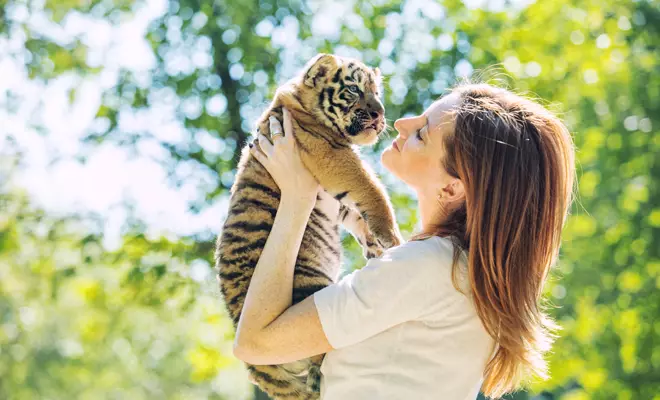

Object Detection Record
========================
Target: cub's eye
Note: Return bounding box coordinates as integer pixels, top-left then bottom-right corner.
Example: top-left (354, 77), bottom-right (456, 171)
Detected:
top-left (347, 85), bottom-right (359, 94)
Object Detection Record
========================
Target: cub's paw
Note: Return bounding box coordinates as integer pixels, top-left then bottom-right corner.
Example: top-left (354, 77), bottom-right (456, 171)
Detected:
top-left (362, 231), bottom-right (385, 259)
top-left (371, 225), bottom-right (402, 250)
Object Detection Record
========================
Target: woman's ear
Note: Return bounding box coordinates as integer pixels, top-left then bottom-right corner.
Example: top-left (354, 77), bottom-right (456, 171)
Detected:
top-left (440, 179), bottom-right (465, 202)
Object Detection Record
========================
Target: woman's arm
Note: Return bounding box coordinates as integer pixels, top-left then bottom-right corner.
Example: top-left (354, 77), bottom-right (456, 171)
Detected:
top-left (232, 110), bottom-right (333, 365)
top-left (233, 195), bottom-right (333, 365)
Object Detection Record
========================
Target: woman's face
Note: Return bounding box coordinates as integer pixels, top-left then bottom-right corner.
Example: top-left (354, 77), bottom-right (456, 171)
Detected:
top-left (381, 92), bottom-right (460, 193)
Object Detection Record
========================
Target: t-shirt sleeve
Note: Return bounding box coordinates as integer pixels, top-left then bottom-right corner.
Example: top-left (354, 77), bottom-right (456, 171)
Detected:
top-left (313, 238), bottom-right (455, 349)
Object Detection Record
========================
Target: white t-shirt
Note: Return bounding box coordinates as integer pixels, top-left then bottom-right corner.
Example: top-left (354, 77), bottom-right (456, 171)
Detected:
top-left (313, 236), bottom-right (495, 400)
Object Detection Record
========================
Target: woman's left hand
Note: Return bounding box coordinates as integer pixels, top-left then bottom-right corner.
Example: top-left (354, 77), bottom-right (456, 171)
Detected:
top-left (250, 108), bottom-right (320, 203)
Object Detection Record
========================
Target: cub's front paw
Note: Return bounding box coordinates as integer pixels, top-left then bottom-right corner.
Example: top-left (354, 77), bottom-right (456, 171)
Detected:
top-left (362, 232), bottom-right (385, 259)
top-left (370, 224), bottom-right (402, 250)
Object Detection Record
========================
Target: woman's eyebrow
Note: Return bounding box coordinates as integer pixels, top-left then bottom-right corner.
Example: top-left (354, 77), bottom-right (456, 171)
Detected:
top-left (418, 119), bottom-right (431, 143)
top-left (419, 114), bottom-right (429, 128)
top-left (423, 118), bottom-right (433, 141)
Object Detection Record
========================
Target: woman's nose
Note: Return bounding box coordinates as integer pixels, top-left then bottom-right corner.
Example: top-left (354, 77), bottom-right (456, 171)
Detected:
top-left (393, 119), bottom-right (408, 138)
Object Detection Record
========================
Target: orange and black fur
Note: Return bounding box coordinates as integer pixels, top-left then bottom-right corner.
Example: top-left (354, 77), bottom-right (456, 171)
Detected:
top-left (215, 54), bottom-right (401, 399)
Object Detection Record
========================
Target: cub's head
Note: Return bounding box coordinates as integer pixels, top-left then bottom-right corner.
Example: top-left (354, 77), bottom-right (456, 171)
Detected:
top-left (297, 54), bottom-right (385, 145)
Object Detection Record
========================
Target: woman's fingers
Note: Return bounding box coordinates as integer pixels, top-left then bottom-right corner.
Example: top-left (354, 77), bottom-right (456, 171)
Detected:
top-left (282, 108), bottom-right (294, 142)
top-left (249, 142), bottom-right (267, 165)
top-left (257, 133), bottom-right (274, 155)
top-left (269, 116), bottom-right (284, 138)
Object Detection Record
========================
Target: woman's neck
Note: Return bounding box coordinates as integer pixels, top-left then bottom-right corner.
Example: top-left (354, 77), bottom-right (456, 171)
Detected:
top-left (417, 188), bottom-right (466, 233)
top-left (417, 189), bottom-right (444, 232)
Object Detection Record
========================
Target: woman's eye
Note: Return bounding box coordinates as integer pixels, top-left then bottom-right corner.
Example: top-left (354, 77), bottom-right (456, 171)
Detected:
top-left (347, 85), bottom-right (359, 94)
top-left (416, 130), bottom-right (423, 140)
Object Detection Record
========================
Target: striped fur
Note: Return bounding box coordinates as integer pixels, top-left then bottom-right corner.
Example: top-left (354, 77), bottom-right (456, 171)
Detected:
top-left (216, 54), bottom-right (401, 399)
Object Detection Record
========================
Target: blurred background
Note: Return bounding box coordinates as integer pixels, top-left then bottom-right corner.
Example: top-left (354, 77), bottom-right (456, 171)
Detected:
top-left (0, 0), bottom-right (658, 399)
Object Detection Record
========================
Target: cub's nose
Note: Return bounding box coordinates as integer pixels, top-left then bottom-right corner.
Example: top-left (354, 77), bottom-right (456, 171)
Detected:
top-left (366, 99), bottom-right (384, 120)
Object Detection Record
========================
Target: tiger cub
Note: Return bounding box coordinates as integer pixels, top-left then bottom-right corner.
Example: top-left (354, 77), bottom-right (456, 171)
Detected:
top-left (216, 53), bottom-right (402, 399)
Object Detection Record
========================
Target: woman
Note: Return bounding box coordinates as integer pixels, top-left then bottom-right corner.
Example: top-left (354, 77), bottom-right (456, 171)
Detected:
top-left (232, 83), bottom-right (575, 399)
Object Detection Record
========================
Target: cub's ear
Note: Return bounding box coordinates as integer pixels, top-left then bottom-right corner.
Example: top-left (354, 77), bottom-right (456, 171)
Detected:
top-left (303, 54), bottom-right (338, 88)
top-left (372, 67), bottom-right (382, 84)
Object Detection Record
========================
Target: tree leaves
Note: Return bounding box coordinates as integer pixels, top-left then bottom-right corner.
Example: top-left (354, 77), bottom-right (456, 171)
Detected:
top-left (2, 0), bottom-right (659, 398)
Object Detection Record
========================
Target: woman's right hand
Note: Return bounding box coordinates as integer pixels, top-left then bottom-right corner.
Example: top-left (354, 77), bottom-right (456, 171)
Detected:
top-left (250, 108), bottom-right (320, 204)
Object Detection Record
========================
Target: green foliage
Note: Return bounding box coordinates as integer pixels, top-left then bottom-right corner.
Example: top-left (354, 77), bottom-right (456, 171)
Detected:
top-left (1, 0), bottom-right (659, 399)
top-left (0, 188), bottom-right (250, 399)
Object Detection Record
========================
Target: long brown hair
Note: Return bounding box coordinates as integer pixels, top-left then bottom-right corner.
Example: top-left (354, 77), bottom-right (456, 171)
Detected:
top-left (418, 84), bottom-right (575, 397)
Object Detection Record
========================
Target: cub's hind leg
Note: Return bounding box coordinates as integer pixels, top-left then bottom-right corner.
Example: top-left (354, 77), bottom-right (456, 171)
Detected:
top-left (291, 189), bottom-right (342, 396)
top-left (247, 364), bottom-right (318, 400)
top-left (292, 189), bottom-right (342, 304)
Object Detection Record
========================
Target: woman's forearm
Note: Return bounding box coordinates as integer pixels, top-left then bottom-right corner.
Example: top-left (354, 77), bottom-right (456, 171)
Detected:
top-left (234, 193), bottom-right (316, 348)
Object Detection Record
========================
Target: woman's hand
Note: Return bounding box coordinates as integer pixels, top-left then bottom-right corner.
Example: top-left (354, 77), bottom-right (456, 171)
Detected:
top-left (250, 108), bottom-right (320, 204)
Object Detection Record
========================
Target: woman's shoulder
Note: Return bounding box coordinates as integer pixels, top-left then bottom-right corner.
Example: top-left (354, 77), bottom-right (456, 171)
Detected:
top-left (373, 236), bottom-right (466, 282)
top-left (372, 237), bottom-right (462, 273)
top-left (383, 235), bottom-right (461, 263)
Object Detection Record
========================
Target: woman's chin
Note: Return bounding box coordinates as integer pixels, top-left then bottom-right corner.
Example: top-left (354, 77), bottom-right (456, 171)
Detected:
top-left (381, 152), bottom-right (410, 184)
top-left (380, 149), bottom-right (397, 173)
